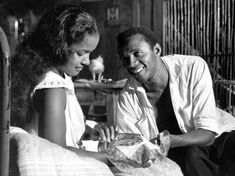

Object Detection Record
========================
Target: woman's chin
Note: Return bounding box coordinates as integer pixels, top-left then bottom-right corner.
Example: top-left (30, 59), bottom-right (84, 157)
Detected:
top-left (71, 70), bottom-right (81, 77)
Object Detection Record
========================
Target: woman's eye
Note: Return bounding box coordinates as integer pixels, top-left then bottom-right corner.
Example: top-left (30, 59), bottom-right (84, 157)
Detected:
top-left (76, 52), bottom-right (83, 56)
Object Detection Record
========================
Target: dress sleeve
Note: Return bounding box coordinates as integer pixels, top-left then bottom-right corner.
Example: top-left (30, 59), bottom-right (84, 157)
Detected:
top-left (32, 72), bottom-right (72, 95)
top-left (192, 58), bottom-right (219, 134)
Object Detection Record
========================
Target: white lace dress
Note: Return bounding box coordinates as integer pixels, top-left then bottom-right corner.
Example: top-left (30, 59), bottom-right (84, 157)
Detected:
top-left (29, 71), bottom-right (85, 148)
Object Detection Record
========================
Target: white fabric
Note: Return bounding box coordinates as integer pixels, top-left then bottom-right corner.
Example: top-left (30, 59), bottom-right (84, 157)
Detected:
top-left (86, 119), bottom-right (98, 129)
top-left (31, 71), bottom-right (86, 148)
top-left (10, 126), bottom-right (29, 134)
top-left (10, 132), bottom-right (114, 176)
top-left (117, 54), bottom-right (235, 139)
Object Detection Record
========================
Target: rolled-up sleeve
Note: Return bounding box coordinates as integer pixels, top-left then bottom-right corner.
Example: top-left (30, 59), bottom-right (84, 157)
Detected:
top-left (192, 59), bottom-right (219, 134)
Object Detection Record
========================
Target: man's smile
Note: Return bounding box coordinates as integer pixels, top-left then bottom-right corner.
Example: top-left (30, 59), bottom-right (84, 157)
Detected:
top-left (129, 65), bottom-right (145, 74)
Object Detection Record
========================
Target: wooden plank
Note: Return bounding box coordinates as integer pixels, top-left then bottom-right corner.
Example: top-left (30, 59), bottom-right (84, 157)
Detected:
top-left (170, 0), bottom-right (174, 53)
top-left (184, 0), bottom-right (188, 54)
top-left (105, 92), bottom-right (119, 126)
top-left (212, 0), bottom-right (217, 78)
top-left (221, 0), bottom-right (225, 78)
top-left (162, 0), bottom-right (168, 55)
top-left (228, 0), bottom-right (233, 79)
top-left (199, 0), bottom-right (203, 54)
top-left (202, 0), bottom-right (206, 55)
top-left (0, 26), bottom-right (10, 176)
top-left (140, 0), bottom-right (152, 28)
top-left (225, 0), bottom-right (229, 80)
top-left (208, 0), bottom-right (212, 63)
top-left (176, 0), bottom-right (180, 53)
top-left (180, 0), bottom-right (184, 53)
top-left (173, 0), bottom-right (177, 53)
top-left (152, 0), bottom-right (164, 47)
top-left (206, 0), bottom-right (210, 58)
top-left (195, 0), bottom-right (198, 53)
top-left (132, 0), bottom-right (141, 27)
top-left (191, 0), bottom-right (195, 52)
top-left (227, 0), bottom-right (231, 79)
top-left (232, 0), bottom-right (235, 79)
top-left (216, 0), bottom-right (220, 76)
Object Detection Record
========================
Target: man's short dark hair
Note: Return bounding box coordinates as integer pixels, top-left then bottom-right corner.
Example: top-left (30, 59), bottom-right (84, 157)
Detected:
top-left (117, 27), bottom-right (159, 50)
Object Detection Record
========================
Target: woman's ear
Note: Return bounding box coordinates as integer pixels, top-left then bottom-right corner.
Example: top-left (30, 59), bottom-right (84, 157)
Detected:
top-left (153, 43), bottom-right (161, 56)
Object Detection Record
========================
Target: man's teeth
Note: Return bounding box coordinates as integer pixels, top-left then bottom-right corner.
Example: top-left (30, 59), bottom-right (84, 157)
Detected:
top-left (133, 66), bottom-right (144, 74)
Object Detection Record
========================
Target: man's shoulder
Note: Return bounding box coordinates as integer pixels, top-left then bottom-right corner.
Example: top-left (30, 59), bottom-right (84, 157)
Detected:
top-left (120, 78), bottom-right (144, 95)
top-left (162, 54), bottom-right (207, 69)
top-left (162, 54), bottom-right (204, 63)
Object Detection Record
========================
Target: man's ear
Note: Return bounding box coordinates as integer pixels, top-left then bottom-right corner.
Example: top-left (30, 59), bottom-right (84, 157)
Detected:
top-left (153, 43), bottom-right (161, 56)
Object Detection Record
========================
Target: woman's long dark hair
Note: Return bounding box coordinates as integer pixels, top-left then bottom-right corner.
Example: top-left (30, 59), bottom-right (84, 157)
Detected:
top-left (11, 5), bottom-right (100, 127)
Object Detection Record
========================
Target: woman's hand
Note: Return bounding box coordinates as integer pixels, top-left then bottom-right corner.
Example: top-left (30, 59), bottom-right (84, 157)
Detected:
top-left (90, 124), bottom-right (118, 143)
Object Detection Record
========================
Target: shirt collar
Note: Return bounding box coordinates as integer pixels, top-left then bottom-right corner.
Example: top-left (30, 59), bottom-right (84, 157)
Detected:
top-left (161, 55), bottom-right (182, 82)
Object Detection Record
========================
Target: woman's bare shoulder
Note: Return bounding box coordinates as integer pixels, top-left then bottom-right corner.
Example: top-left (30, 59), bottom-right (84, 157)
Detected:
top-left (33, 88), bottom-right (67, 111)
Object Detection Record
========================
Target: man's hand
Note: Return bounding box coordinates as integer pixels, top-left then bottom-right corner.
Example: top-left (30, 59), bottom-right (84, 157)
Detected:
top-left (150, 130), bottom-right (171, 156)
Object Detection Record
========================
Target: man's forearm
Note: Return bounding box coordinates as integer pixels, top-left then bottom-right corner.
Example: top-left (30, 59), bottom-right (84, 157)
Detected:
top-left (170, 129), bottom-right (216, 148)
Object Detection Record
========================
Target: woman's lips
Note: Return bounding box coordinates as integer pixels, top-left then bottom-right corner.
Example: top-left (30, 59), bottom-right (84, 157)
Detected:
top-left (76, 67), bottom-right (83, 71)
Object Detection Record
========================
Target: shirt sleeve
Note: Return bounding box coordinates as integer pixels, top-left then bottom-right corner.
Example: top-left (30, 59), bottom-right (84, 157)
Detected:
top-left (116, 81), bottom-right (159, 140)
top-left (116, 91), bottom-right (143, 134)
top-left (192, 58), bottom-right (219, 134)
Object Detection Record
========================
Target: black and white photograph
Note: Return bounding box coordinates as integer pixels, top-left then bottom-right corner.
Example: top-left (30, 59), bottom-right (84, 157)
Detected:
top-left (0, 0), bottom-right (234, 175)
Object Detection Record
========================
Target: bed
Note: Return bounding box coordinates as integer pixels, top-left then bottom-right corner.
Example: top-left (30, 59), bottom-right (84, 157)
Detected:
top-left (9, 127), bottom-right (114, 176)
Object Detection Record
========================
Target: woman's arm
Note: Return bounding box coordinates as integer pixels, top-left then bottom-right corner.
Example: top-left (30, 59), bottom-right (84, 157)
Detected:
top-left (33, 88), bottom-right (67, 146)
top-left (33, 88), bottom-right (113, 163)
top-left (66, 146), bottom-right (108, 163)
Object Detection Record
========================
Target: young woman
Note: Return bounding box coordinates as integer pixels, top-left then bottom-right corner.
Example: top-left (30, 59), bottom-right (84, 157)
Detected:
top-left (11, 5), bottom-right (115, 162)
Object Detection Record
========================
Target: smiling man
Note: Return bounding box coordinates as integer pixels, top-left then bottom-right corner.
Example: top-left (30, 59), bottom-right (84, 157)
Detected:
top-left (116, 27), bottom-right (235, 176)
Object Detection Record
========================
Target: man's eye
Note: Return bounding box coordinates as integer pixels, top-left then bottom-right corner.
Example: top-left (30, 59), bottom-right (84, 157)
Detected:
top-left (133, 51), bottom-right (143, 57)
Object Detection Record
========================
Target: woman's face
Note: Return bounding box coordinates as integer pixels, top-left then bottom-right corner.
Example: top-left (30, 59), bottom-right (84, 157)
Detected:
top-left (57, 33), bottom-right (100, 77)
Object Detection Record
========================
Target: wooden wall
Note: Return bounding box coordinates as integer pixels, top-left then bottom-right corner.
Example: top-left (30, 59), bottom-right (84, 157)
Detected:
top-left (79, 0), bottom-right (165, 81)
top-left (79, 0), bottom-right (134, 81)
top-left (0, 0), bottom-right (165, 81)
top-left (162, 0), bottom-right (235, 114)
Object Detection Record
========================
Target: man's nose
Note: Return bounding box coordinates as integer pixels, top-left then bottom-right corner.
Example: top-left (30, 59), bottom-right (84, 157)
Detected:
top-left (129, 56), bottom-right (137, 67)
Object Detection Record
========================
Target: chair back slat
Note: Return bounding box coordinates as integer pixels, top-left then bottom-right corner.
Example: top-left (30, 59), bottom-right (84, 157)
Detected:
top-left (0, 26), bottom-right (11, 176)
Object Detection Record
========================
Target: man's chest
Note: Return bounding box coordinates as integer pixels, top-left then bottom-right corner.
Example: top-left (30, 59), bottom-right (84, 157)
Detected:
top-left (146, 86), bottom-right (181, 133)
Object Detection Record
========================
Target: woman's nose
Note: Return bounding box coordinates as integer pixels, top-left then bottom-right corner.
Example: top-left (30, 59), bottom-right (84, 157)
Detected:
top-left (81, 54), bottom-right (90, 65)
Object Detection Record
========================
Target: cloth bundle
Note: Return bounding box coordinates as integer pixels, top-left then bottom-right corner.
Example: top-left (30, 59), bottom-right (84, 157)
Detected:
top-left (103, 131), bottom-right (183, 176)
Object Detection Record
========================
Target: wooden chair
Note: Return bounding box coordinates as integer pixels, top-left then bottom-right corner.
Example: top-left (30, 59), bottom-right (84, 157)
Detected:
top-left (0, 26), bottom-right (11, 176)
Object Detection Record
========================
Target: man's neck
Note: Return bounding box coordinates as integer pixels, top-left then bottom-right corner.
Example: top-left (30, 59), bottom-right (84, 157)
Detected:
top-left (143, 57), bottom-right (169, 93)
top-left (143, 73), bottom-right (168, 93)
